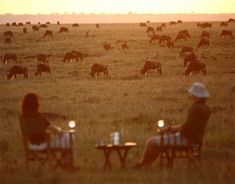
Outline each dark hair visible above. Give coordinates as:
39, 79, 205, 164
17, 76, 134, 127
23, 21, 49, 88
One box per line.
21, 93, 39, 116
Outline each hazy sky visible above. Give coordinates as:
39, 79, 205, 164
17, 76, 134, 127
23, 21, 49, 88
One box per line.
1, 0, 235, 14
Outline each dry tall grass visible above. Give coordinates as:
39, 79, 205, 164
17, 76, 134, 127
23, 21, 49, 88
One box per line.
0, 22, 235, 183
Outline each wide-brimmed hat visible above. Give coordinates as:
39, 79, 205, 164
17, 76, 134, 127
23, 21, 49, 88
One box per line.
188, 82, 209, 98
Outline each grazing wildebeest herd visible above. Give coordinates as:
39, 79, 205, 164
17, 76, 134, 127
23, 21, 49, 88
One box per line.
0, 18, 234, 81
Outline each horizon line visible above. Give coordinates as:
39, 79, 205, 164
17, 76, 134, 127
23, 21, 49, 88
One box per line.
1, 12, 235, 16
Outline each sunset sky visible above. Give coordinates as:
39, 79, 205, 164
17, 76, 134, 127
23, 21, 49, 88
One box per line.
1, 0, 235, 14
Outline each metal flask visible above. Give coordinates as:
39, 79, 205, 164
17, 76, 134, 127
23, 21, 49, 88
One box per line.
111, 131, 121, 145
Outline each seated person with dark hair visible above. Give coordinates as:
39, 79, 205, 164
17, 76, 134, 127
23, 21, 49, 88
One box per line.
19, 92, 75, 169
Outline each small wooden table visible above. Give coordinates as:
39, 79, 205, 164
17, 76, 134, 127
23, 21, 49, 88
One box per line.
95, 142, 136, 171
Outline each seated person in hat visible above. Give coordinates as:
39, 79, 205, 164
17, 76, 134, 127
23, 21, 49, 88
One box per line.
134, 82, 211, 168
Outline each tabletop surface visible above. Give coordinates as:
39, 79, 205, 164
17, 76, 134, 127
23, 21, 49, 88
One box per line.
95, 142, 137, 148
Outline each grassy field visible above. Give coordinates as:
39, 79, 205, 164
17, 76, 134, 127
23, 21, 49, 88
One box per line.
0, 21, 235, 184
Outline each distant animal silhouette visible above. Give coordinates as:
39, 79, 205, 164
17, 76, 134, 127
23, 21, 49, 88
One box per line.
220, 30, 233, 38
156, 26, 162, 32
197, 38, 210, 48
40, 24, 48, 28
35, 63, 51, 76
90, 63, 109, 77
2, 53, 17, 64
103, 42, 113, 51
149, 34, 161, 44
32, 25, 39, 31
185, 61, 206, 76
72, 23, 79, 27
7, 65, 28, 80
197, 22, 212, 28
59, 27, 69, 33
23, 27, 27, 33
141, 61, 162, 75
159, 35, 172, 46
18, 23, 24, 26
43, 30, 53, 38
179, 46, 194, 56
37, 54, 49, 63
228, 18, 235, 23
183, 53, 197, 67
140, 22, 147, 27
177, 20, 183, 24
3, 31, 13, 37
121, 42, 128, 50
220, 22, 228, 26
175, 30, 191, 42
169, 21, 177, 25
96, 24, 99, 28
146, 26, 155, 34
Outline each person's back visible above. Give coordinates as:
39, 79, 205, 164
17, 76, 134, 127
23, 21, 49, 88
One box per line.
181, 99, 211, 144
20, 113, 49, 145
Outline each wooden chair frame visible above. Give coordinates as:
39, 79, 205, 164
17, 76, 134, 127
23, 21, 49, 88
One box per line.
20, 128, 75, 170
159, 131, 202, 169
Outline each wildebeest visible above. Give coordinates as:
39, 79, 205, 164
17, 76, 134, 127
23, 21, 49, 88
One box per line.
177, 20, 183, 24
7, 65, 28, 80
121, 42, 128, 50
149, 34, 161, 44
23, 27, 27, 33
90, 63, 109, 78
26, 22, 31, 25
2, 53, 17, 64
46, 22, 50, 24
140, 22, 147, 27
220, 30, 233, 38
201, 31, 210, 39
175, 29, 191, 42
140, 61, 162, 75
71, 50, 84, 62
40, 24, 48, 28
197, 22, 212, 28
197, 38, 210, 48
169, 21, 177, 25
43, 30, 53, 38
59, 27, 69, 33
185, 61, 206, 75
183, 53, 197, 66
146, 26, 155, 34
96, 24, 99, 28
159, 35, 172, 47
220, 22, 228, 26
35, 63, 51, 76
18, 23, 23, 26
228, 18, 235, 23
179, 46, 194, 56
32, 25, 39, 31
103, 42, 113, 51
12, 22, 17, 26
161, 23, 166, 27
4, 37, 11, 44
72, 23, 79, 27
37, 54, 49, 63
6, 23, 10, 26
62, 51, 83, 63
156, 26, 162, 32
166, 40, 174, 49
3, 31, 13, 37
57, 21, 60, 25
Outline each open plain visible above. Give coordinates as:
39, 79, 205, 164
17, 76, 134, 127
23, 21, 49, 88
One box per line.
0, 21, 235, 183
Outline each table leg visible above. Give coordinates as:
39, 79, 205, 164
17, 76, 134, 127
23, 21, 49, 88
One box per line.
117, 148, 130, 169
103, 148, 112, 171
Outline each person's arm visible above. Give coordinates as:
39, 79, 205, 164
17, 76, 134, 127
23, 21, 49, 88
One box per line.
46, 124, 62, 135
159, 124, 182, 134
